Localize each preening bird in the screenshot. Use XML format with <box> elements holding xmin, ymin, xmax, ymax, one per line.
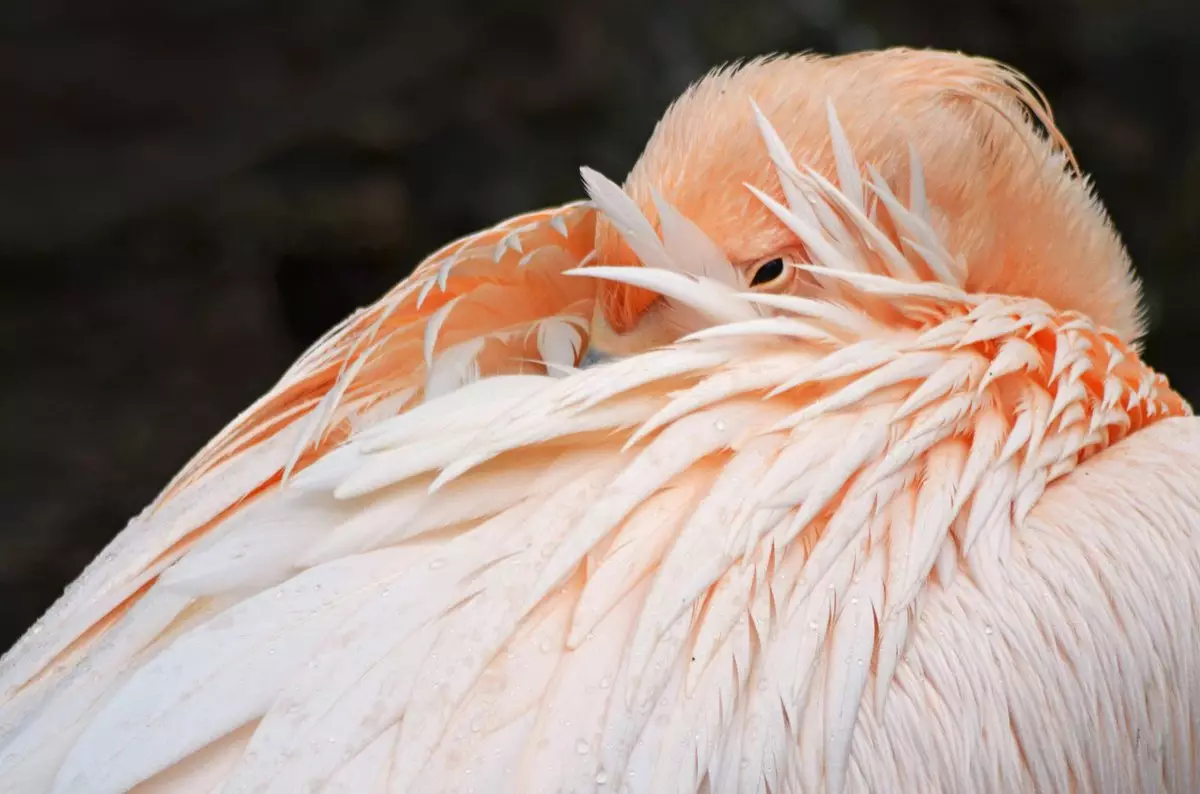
<box><xmin>2</xmin><ymin>48</ymin><xmax>1198</xmax><ymax>794</ymax></box>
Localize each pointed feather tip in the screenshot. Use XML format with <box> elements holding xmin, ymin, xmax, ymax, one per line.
<box><xmin>579</xmin><ymin>166</ymin><xmax>636</xmax><ymax>228</ymax></box>
<box><xmin>518</xmin><ymin>564</ymin><xmax>579</xmax><ymax>625</ymax></box>
<box><xmin>579</xmin><ymin>165</ymin><xmax>616</xmax><ymax>198</ymax></box>
<box><xmin>749</xmin><ymin>97</ymin><xmax>789</xmax><ymax>164</ymax></box>
<box><xmin>907</xmin><ymin>140</ymin><xmax>929</xmax><ymax>222</ymax></box>
<box><xmin>564</xmin><ymin>265</ymin><xmax>670</xmax><ymax>292</ymax></box>
<box><xmin>562</xmin><ymin>267</ymin><xmax>605</xmax><ymax>279</ymax></box>
<box><xmin>747</xmin><ymin>96</ymin><xmax>790</xmax><ymax>167</ymax></box>
<box><xmin>428</xmin><ymin>462</ymin><xmax>472</xmax><ymax>494</ymax></box>
<box><xmin>741</xmin><ymin>181</ymin><xmax>847</xmax><ymax>279</ymax></box>
<box><xmin>825</xmin><ymin>97</ymin><xmax>864</xmax><ymax>211</ymax></box>
<box><xmin>580</xmin><ymin>166</ymin><xmax>681</xmax><ymax>277</ymax></box>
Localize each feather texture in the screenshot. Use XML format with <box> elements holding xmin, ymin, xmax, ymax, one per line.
<box><xmin>11</xmin><ymin>225</ymin><xmax>1188</xmax><ymax>793</ymax></box>
<box><xmin>2</xmin><ymin>49</ymin><xmax>1197</xmax><ymax>794</ymax></box>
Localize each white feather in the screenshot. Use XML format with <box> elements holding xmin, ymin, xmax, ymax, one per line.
<box><xmin>803</xmin><ymin>166</ymin><xmax>921</xmax><ymax>282</ymax></box>
<box><xmin>422</xmin><ymin>295</ymin><xmax>463</xmax><ymax>369</ymax></box>
<box><xmin>568</xmin><ymin>483</ymin><xmax>696</xmax><ymax>646</ymax></box>
<box><xmin>50</xmin><ymin>547</ymin><xmax>431</xmax><ymax>794</ymax></box>
<box><xmin>579</xmin><ymin>167</ymin><xmax>676</xmax><ymax>273</ymax></box>
<box><xmin>158</xmin><ymin>493</ymin><xmax>345</xmax><ymax>597</ymax></box>
<box><xmin>749</xmin><ymin>99</ymin><xmax>823</xmax><ymax>230</ymax></box>
<box><xmin>0</xmin><ymin>420</ymin><xmax>306</xmax><ymax>707</ymax></box>
<box><xmin>745</xmin><ymin>183</ymin><xmax>860</xmax><ymax>276</ymax></box>
<box><xmin>423</xmin><ymin>337</ymin><xmax>486</xmax><ymax>399</ymax></box>
<box><xmin>824</xmin><ymin>542</ymin><xmax>885</xmax><ymax>794</ymax></box>
<box><xmin>526</xmin><ymin>404</ymin><xmax>762</xmax><ymax>615</ymax></box>
<box><xmin>536</xmin><ymin>316</ymin><xmax>586</xmax><ymax>370</ymax></box>
<box><xmin>565</xmin><ymin>266</ymin><xmax>759</xmax><ymax>325</ymax></box>
<box><xmin>866</xmin><ymin>165</ymin><xmax>962</xmax><ymax>287</ymax></box>
<box><xmin>355</xmin><ymin>375</ymin><xmax>548</xmax><ymax>452</ymax></box>
<box><xmin>628</xmin><ymin>435</ymin><xmax>780</xmax><ymax>668</ymax></box>
<box><xmin>651</xmin><ymin>189</ymin><xmax>739</xmax><ymax>287</ymax></box>
<box><xmin>826</xmin><ymin>99</ymin><xmax>865</xmax><ymax>212</ymax></box>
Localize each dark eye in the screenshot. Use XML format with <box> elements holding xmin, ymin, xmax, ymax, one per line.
<box><xmin>750</xmin><ymin>257</ymin><xmax>785</xmax><ymax>286</ymax></box>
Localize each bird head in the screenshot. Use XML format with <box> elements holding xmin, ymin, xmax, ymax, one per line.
<box><xmin>580</xmin><ymin>48</ymin><xmax>1143</xmax><ymax>362</ymax></box>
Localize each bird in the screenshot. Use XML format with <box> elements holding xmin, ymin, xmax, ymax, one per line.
<box><xmin>1</xmin><ymin>46</ymin><xmax>1197</xmax><ymax>794</ymax></box>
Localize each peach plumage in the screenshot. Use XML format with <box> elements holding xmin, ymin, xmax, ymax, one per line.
<box><xmin>0</xmin><ymin>48</ymin><xmax>1196</xmax><ymax>794</ymax></box>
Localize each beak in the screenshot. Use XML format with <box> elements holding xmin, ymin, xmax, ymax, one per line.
<box><xmin>580</xmin><ymin>293</ymin><xmax>675</xmax><ymax>368</ymax></box>
<box><xmin>578</xmin><ymin>347</ymin><xmax>614</xmax><ymax>369</ymax></box>
<box><xmin>570</xmin><ymin>267</ymin><xmax>688</xmax><ymax>369</ymax></box>
<box><xmin>579</xmin><ymin>299</ymin><xmax>626</xmax><ymax>369</ymax></box>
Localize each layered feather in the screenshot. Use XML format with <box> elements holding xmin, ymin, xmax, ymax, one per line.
<box><xmin>1</xmin><ymin>68</ymin><xmax>1194</xmax><ymax>794</ymax></box>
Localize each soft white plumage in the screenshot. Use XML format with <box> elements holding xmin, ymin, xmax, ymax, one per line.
<box><xmin>2</xmin><ymin>49</ymin><xmax>1197</xmax><ymax>794</ymax></box>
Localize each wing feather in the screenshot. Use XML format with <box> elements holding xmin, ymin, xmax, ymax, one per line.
<box><xmin>52</xmin><ymin>547</ymin><xmax>436</xmax><ymax>794</ymax></box>
<box><xmin>5</xmin><ymin>114</ymin><xmax>1194</xmax><ymax>794</ymax></box>
<box><xmin>0</xmin><ymin>201</ymin><xmax>597</xmax><ymax>702</ymax></box>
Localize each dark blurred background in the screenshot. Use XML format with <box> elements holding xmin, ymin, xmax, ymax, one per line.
<box><xmin>1</xmin><ymin>0</ymin><xmax>1198</xmax><ymax>651</ymax></box>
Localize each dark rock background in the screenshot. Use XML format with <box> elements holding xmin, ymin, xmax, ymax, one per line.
<box><xmin>2</xmin><ymin>0</ymin><xmax>1197</xmax><ymax>651</ymax></box>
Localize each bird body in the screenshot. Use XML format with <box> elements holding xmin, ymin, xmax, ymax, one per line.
<box><xmin>1</xmin><ymin>48</ymin><xmax>1197</xmax><ymax>793</ymax></box>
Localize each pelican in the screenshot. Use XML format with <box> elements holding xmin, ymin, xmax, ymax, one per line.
<box><xmin>1</xmin><ymin>48</ymin><xmax>1197</xmax><ymax>794</ymax></box>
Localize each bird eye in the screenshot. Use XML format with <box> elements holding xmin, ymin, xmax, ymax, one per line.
<box><xmin>750</xmin><ymin>257</ymin><xmax>785</xmax><ymax>286</ymax></box>
<box><xmin>745</xmin><ymin>250</ymin><xmax>804</xmax><ymax>292</ymax></box>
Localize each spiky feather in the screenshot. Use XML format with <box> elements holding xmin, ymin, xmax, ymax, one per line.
<box><xmin>1</xmin><ymin>49</ymin><xmax>1196</xmax><ymax>794</ymax></box>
